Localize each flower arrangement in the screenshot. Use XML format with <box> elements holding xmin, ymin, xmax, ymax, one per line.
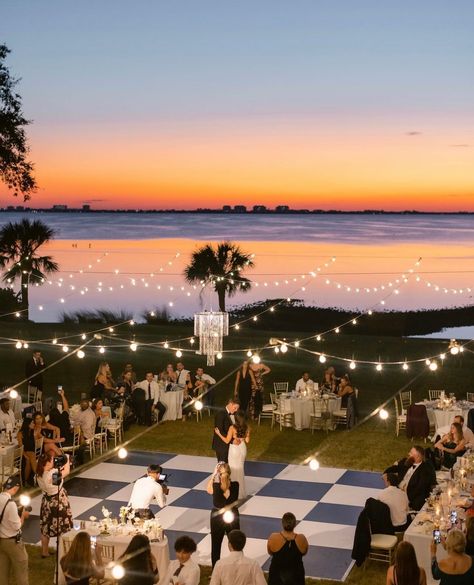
<box><xmin>119</xmin><ymin>506</ymin><xmax>129</xmax><ymax>525</ymax></box>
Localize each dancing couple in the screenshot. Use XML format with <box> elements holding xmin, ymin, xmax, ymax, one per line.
<box><xmin>211</xmin><ymin>397</ymin><xmax>250</xmax><ymax>499</ymax></box>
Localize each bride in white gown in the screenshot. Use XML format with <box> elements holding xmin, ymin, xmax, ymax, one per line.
<box><xmin>214</xmin><ymin>411</ymin><xmax>250</xmax><ymax>498</ymax></box>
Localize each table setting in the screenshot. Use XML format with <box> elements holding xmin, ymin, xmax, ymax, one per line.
<box><xmin>417</xmin><ymin>393</ymin><xmax>474</xmax><ymax>432</ymax></box>
<box><xmin>405</xmin><ymin>454</ymin><xmax>474</xmax><ymax>585</ymax></box>
<box><xmin>59</xmin><ymin>506</ymin><xmax>169</xmax><ymax>585</ymax></box>
<box><xmin>278</xmin><ymin>390</ymin><xmax>341</xmax><ymax>430</ymax></box>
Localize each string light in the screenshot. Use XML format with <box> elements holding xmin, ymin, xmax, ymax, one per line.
<box><xmin>118</xmin><ymin>448</ymin><xmax>128</xmax><ymax>459</ymax></box>
<box><xmin>130</xmin><ymin>342</ymin><xmax>137</xmax><ymax>352</ymax></box>
<box><xmin>176</xmin><ymin>349</ymin><xmax>182</xmax><ymax>358</ymax></box>
<box><xmin>309</xmin><ymin>458</ymin><xmax>320</xmax><ymax>471</ymax></box>
<box><xmin>379</xmin><ymin>409</ymin><xmax>389</xmax><ymax>420</ymax></box>
<box><xmin>77</xmin><ymin>350</ymin><xmax>85</xmax><ymax>359</ymax></box>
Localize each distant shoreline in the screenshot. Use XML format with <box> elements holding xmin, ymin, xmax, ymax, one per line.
<box><xmin>1</xmin><ymin>207</ymin><xmax>474</xmax><ymax>215</ymax></box>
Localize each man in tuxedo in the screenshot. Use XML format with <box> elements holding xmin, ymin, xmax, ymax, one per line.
<box><xmin>24</xmin><ymin>350</ymin><xmax>45</xmax><ymax>394</ymax></box>
<box><xmin>398</xmin><ymin>445</ymin><xmax>437</xmax><ymax>511</ymax></box>
<box><xmin>212</xmin><ymin>397</ymin><xmax>240</xmax><ymax>462</ymax></box>
<box><xmin>135</xmin><ymin>372</ymin><xmax>167</xmax><ymax>426</ymax></box>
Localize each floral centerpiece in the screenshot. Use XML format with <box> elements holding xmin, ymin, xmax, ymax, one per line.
<box><xmin>119</xmin><ymin>506</ymin><xmax>129</xmax><ymax>526</ymax></box>
<box><xmin>100</xmin><ymin>506</ymin><xmax>112</xmax><ymax>534</ymax></box>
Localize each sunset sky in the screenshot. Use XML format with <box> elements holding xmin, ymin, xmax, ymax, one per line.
<box><xmin>2</xmin><ymin>1</ymin><xmax>473</xmax><ymax>211</ymax></box>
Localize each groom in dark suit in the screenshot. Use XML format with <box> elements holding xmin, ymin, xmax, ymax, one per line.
<box><xmin>212</xmin><ymin>397</ymin><xmax>240</xmax><ymax>462</ymax></box>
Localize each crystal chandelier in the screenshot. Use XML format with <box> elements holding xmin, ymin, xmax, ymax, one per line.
<box><xmin>194</xmin><ymin>311</ymin><xmax>229</xmax><ymax>365</ymax></box>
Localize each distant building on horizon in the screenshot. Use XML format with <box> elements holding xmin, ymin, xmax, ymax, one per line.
<box><xmin>52</xmin><ymin>204</ymin><xmax>68</xmax><ymax>211</ymax></box>
<box><xmin>234</xmin><ymin>205</ymin><xmax>247</xmax><ymax>213</ymax></box>
<box><xmin>252</xmin><ymin>205</ymin><xmax>267</xmax><ymax>213</ymax></box>
<box><xmin>82</xmin><ymin>204</ymin><xmax>91</xmax><ymax>211</ymax></box>
<box><xmin>275</xmin><ymin>205</ymin><xmax>290</xmax><ymax>212</ymax></box>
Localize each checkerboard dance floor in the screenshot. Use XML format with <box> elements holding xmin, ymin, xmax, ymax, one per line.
<box><xmin>23</xmin><ymin>451</ymin><xmax>384</xmax><ymax>581</ymax></box>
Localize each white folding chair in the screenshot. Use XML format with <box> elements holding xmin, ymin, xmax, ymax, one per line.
<box><xmin>428</xmin><ymin>390</ymin><xmax>444</xmax><ymax>400</ymax></box>
<box><xmin>273</xmin><ymin>382</ymin><xmax>289</xmax><ymax>395</ymax></box>
<box><xmin>399</xmin><ymin>390</ymin><xmax>412</xmax><ymax>414</ymax></box>
<box><xmin>258</xmin><ymin>393</ymin><xmax>276</xmax><ymax>425</ymax></box>
<box><xmin>271</xmin><ymin>397</ymin><xmax>294</xmax><ymax>431</ymax></box>
<box><xmin>394</xmin><ymin>398</ymin><xmax>407</xmax><ymax>437</ymax></box>
<box><xmin>34</xmin><ymin>436</ymin><xmax>44</xmax><ymax>459</ymax></box>
<box><xmin>62</xmin><ymin>426</ymin><xmax>81</xmax><ymax>459</ymax></box>
<box><xmin>27</xmin><ymin>384</ymin><xmax>38</xmax><ymax>404</ymax></box>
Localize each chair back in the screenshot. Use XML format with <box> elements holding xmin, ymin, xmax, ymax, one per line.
<box><xmin>406</xmin><ymin>404</ymin><xmax>430</xmax><ymax>438</ymax></box>
<box><xmin>428</xmin><ymin>390</ymin><xmax>444</xmax><ymax>400</ymax></box>
<box><xmin>467</xmin><ymin>392</ymin><xmax>474</xmax><ymax>402</ymax></box>
<box><xmin>97</xmin><ymin>543</ymin><xmax>115</xmax><ymax>564</ymax></box>
<box><xmin>27</xmin><ymin>385</ymin><xmax>38</xmax><ymax>404</ymax></box>
<box><xmin>394</xmin><ymin>397</ymin><xmax>400</xmax><ymax>417</ymax></box>
<box><xmin>273</xmin><ymin>382</ymin><xmax>289</xmax><ymax>395</ymax></box>
<box><xmin>399</xmin><ymin>390</ymin><xmax>412</xmax><ymax>410</ymax></box>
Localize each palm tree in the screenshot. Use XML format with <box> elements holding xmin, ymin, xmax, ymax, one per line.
<box><xmin>0</xmin><ymin>218</ymin><xmax>58</xmax><ymax>319</ymax></box>
<box><xmin>184</xmin><ymin>241</ymin><xmax>255</xmax><ymax>311</ymax></box>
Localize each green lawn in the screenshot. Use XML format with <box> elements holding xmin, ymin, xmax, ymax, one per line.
<box><xmin>3</xmin><ymin>321</ymin><xmax>470</xmax><ymax>585</ymax></box>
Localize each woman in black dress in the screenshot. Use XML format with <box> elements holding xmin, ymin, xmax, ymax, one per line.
<box><xmin>267</xmin><ymin>512</ymin><xmax>308</xmax><ymax>585</ymax></box>
<box><xmin>206</xmin><ymin>462</ymin><xmax>240</xmax><ymax>567</ymax></box>
<box><xmin>234</xmin><ymin>361</ymin><xmax>255</xmax><ymax>414</ymax></box>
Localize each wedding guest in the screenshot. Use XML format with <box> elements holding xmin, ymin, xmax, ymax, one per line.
<box><xmin>435</xmin><ymin>422</ymin><xmax>466</xmax><ymax>469</ymax></box>
<box><xmin>36</xmin><ymin>452</ymin><xmax>73</xmax><ymax>558</ymax></box>
<box><xmin>267</xmin><ymin>512</ymin><xmax>308</xmax><ymax>585</ymax></box>
<box><xmin>398</xmin><ymin>446</ymin><xmax>437</xmax><ymax>511</ymax></box>
<box><xmin>121</xmin><ymin>362</ymin><xmax>137</xmax><ymax>384</ymax></box>
<box><xmin>116</xmin><ymin>370</ymin><xmax>135</xmax><ymax>398</ymax></box>
<box><xmin>33</xmin><ymin>412</ymin><xmax>65</xmax><ymax>456</ymax></box>
<box><xmin>320</xmin><ymin>366</ymin><xmax>339</xmax><ymax>393</ymax></box>
<box><xmin>337</xmin><ymin>374</ymin><xmax>355</xmax><ymax>407</ymax></box>
<box><xmin>48</xmin><ymin>388</ymin><xmax>73</xmax><ymax>447</ymax></box>
<box><xmin>431</xmin><ymin>529</ymin><xmax>474</xmax><ymax>584</ymax></box>
<box><xmin>158</xmin><ymin>535</ymin><xmax>200</xmax><ymax>585</ymax></box>
<box><xmin>207</xmin><ymin>462</ymin><xmax>240</xmax><ymax>567</ymax></box>
<box><xmin>163</xmin><ymin>364</ymin><xmax>178</xmax><ymax>391</ymax></box>
<box><xmin>91</xmin><ymin>398</ymin><xmax>110</xmax><ymax>433</ymax></box>
<box><xmin>25</xmin><ymin>349</ymin><xmax>45</xmax><ymax>395</ymax></box>
<box><xmin>17</xmin><ymin>416</ymin><xmax>40</xmax><ymax>484</ymax></box>
<box><xmin>435</xmin><ymin>415</ymin><xmax>474</xmax><ymax>449</ymax></box>
<box><xmin>91</xmin><ymin>362</ymin><xmax>115</xmax><ymax>401</ymax></box>
<box><xmin>386</xmin><ymin>541</ymin><xmax>426</xmax><ymax>585</ymax></box>
<box><xmin>176</xmin><ymin>362</ymin><xmax>190</xmax><ymax>389</ymax></box>
<box><xmin>210</xmin><ymin>530</ymin><xmax>266</xmax><ymax>585</ymax></box>
<box><xmin>0</xmin><ymin>398</ymin><xmax>16</xmax><ymax>431</ymax></box>
<box><xmin>379</xmin><ymin>473</ymin><xmax>409</xmax><ymax>530</ymax></box>
<box><xmin>119</xmin><ymin>534</ymin><xmax>159</xmax><ymax>585</ymax></box>
<box><xmin>182</xmin><ymin>372</ymin><xmax>198</xmax><ymax>417</ymax></box>
<box><xmin>248</xmin><ymin>360</ymin><xmax>271</xmax><ymax>421</ymax></box>
<box><xmin>195</xmin><ymin>366</ymin><xmax>216</xmax><ymax>406</ymax></box>
<box><xmin>75</xmin><ymin>399</ymin><xmax>96</xmax><ymax>443</ymax></box>
<box><xmin>135</xmin><ymin>372</ymin><xmax>167</xmax><ymax>426</ymax></box>
<box><xmin>234</xmin><ymin>361</ymin><xmax>255</xmax><ymax>413</ymax></box>
<box><xmin>295</xmin><ymin>372</ymin><xmax>315</xmax><ymax>394</ymax></box>
<box><xmin>60</xmin><ymin>531</ymin><xmax>104</xmax><ymax>584</ymax></box>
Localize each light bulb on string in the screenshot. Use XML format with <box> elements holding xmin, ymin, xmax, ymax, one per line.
<box><xmin>246</xmin><ymin>350</ymin><xmax>252</xmax><ymax>358</ymax></box>
<box><xmin>440</xmin><ymin>353</ymin><xmax>446</xmax><ymax>360</ymax></box>
<box><xmin>9</xmin><ymin>389</ymin><xmax>18</xmax><ymax>399</ymax></box>
<box><xmin>252</xmin><ymin>354</ymin><xmax>261</xmax><ymax>364</ymax></box>
<box><xmin>62</xmin><ymin>345</ymin><xmax>69</xmax><ymax>353</ymax></box>
<box><xmin>429</xmin><ymin>362</ymin><xmax>438</xmax><ymax>371</ymax></box>
<box><xmin>280</xmin><ymin>344</ymin><xmax>288</xmax><ymax>354</ymax></box>
<box><xmin>164</xmin><ymin>342</ymin><xmax>169</xmax><ymax>349</ymax></box>
<box><xmin>402</xmin><ymin>362</ymin><xmax>409</xmax><ymax>371</ymax></box>
<box><xmin>99</xmin><ymin>346</ymin><xmax>105</xmax><ymax>354</ymax></box>
<box><xmin>376</xmin><ymin>363</ymin><xmax>382</xmax><ymax>372</ymax></box>
<box><xmin>77</xmin><ymin>350</ymin><xmax>85</xmax><ymax>359</ymax></box>
<box><xmin>309</xmin><ymin>458</ymin><xmax>320</xmax><ymax>471</ymax></box>
<box><xmin>15</xmin><ymin>341</ymin><xmax>22</xmax><ymax>349</ymax></box>
<box><xmin>319</xmin><ymin>354</ymin><xmax>326</xmax><ymax>364</ymax></box>
<box><xmin>379</xmin><ymin>409</ymin><xmax>389</xmax><ymax>420</ymax></box>
<box><xmin>176</xmin><ymin>350</ymin><xmax>182</xmax><ymax>358</ymax></box>
<box><xmin>274</xmin><ymin>346</ymin><xmax>280</xmax><ymax>354</ymax></box>
<box><xmin>130</xmin><ymin>343</ymin><xmax>137</xmax><ymax>352</ymax></box>
<box><xmin>349</xmin><ymin>361</ymin><xmax>356</xmax><ymax>370</ymax></box>
<box><xmin>52</xmin><ymin>338</ymin><xmax>58</xmax><ymax>345</ymax></box>
<box><xmin>216</xmin><ymin>352</ymin><xmax>223</xmax><ymax>360</ymax></box>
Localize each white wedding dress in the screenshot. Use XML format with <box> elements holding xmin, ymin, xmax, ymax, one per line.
<box><xmin>228</xmin><ymin>440</ymin><xmax>247</xmax><ymax>499</ymax></box>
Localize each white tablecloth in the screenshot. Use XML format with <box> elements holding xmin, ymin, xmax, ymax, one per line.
<box><xmin>161</xmin><ymin>390</ymin><xmax>183</xmax><ymax>421</ymax></box>
<box><xmin>279</xmin><ymin>395</ymin><xmax>341</xmax><ymax>430</ymax></box>
<box><xmin>0</xmin><ymin>444</ymin><xmax>16</xmax><ymax>469</ymax></box>
<box><xmin>418</xmin><ymin>400</ymin><xmax>474</xmax><ymax>432</ymax></box>
<box><xmin>405</xmin><ymin>507</ymin><xmax>447</xmax><ymax>585</ymax></box>
<box><xmin>59</xmin><ymin>529</ymin><xmax>170</xmax><ymax>585</ymax></box>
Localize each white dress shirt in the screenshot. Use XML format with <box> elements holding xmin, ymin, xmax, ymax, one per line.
<box><xmin>158</xmin><ymin>558</ymin><xmax>200</xmax><ymax>585</ymax></box>
<box><xmin>399</xmin><ymin>462</ymin><xmax>421</xmax><ymax>492</ymax></box>
<box><xmin>196</xmin><ymin>373</ymin><xmax>216</xmax><ymax>385</ymax></box>
<box><xmin>436</xmin><ymin>424</ymin><xmax>474</xmax><ymax>448</ymax></box>
<box><xmin>210</xmin><ymin>551</ymin><xmax>267</xmax><ymax>585</ymax></box>
<box><xmin>176</xmin><ymin>369</ymin><xmax>190</xmax><ymax>388</ymax></box>
<box><xmin>129</xmin><ymin>475</ymin><xmax>166</xmax><ymax>509</ymax></box>
<box><xmin>295</xmin><ymin>378</ymin><xmax>315</xmax><ymax>393</ymax></box>
<box><xmin>0</xmin><ymin>493</ymin><xmax>22</xmax><ymax>538</ymax></box>
<box><xmin>0</xmin><ymin>409</ymin><xmax>16</xmax><ymax>431</ymax></box>
<box><xmin>136</xmin><ymin>380</ymin><xmax>163</xmax><ymax>404</ymax></box>
<box><xmin>75</xmin><ymin>407</ymin><xmax>96</xmax><ymax>440</ymax></box>
<box><xmin>378</xmin><ymin>485</ymin><xmax>409</xmax><ymax>527</ymax></box>
<box><xmin>37</xmin><ymin>469</ymin><xmax>64</xmax><ymax>496</ymax></box>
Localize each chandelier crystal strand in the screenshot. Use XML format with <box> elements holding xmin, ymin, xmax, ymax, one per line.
<box><xmin>194</xmin><ymin>311</ymin><xmax>229</xmax><ymax>366</ymax></box>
